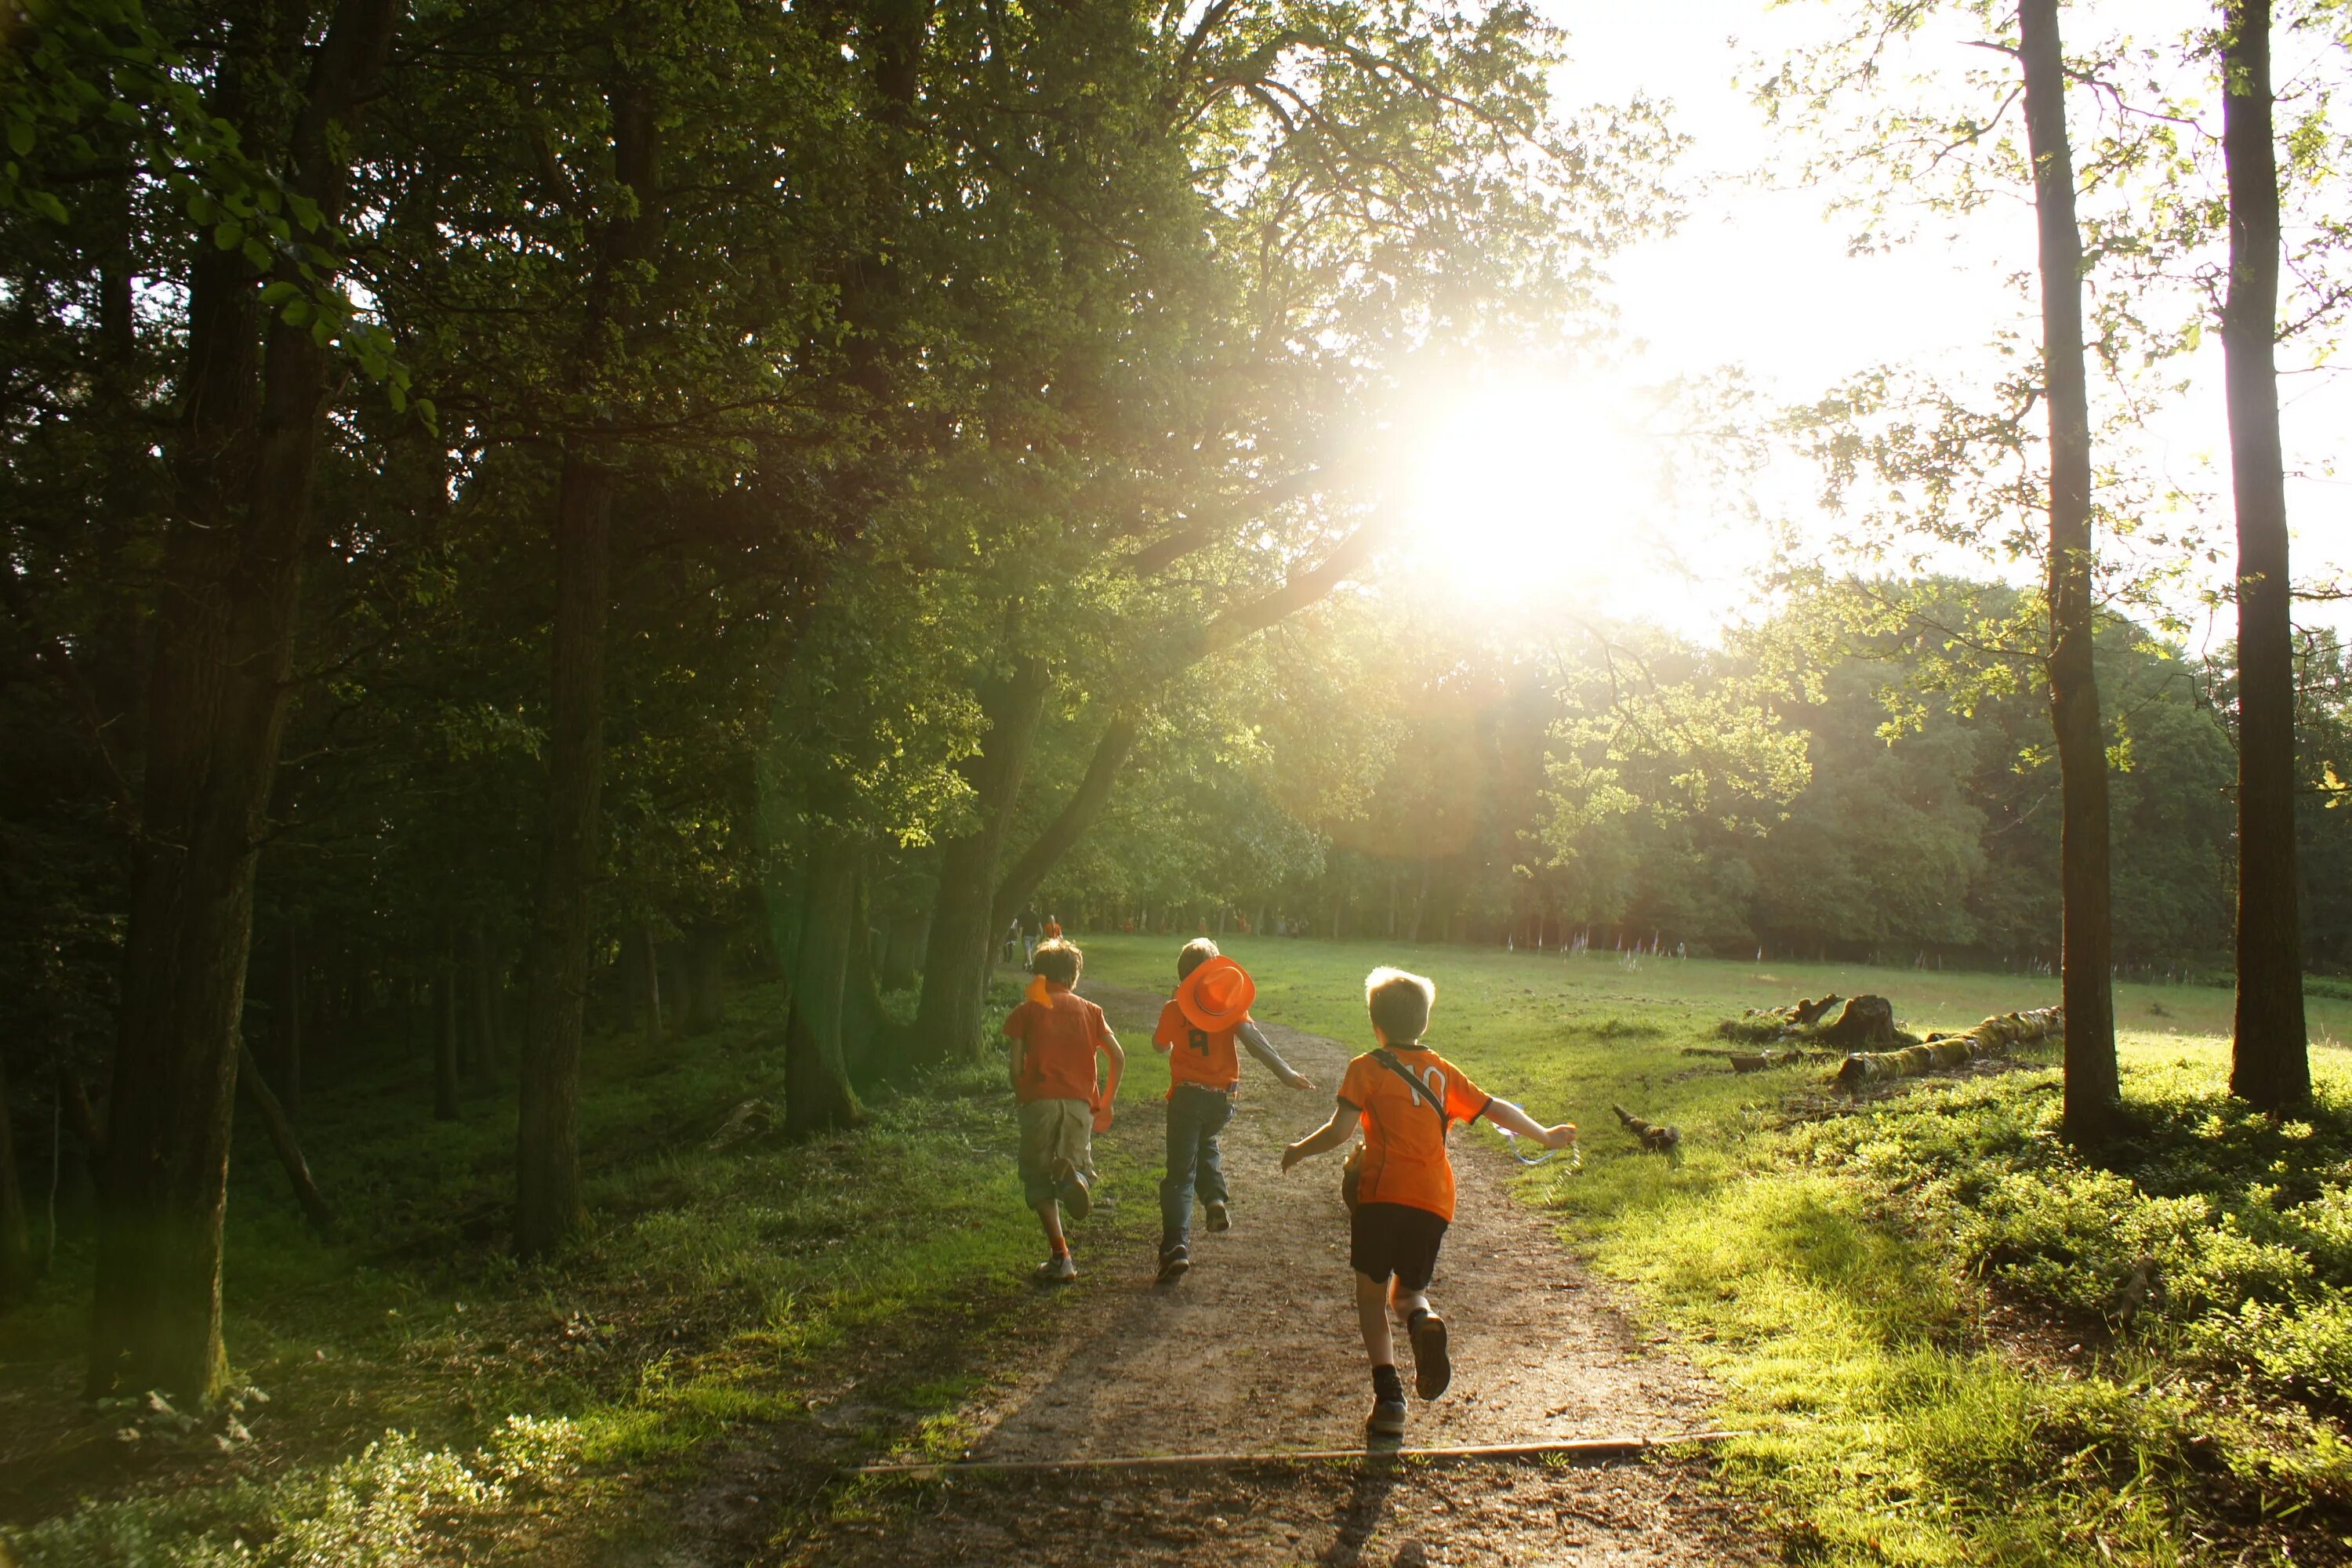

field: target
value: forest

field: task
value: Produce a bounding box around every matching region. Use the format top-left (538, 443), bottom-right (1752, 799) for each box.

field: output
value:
top-left (4, 0), bottom-right (2350, 1564)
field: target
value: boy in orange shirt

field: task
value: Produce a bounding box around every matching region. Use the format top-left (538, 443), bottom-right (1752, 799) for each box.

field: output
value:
top-left (1002, 939), bottom-right (1124, 1283)
top-left (1150, 940), bottom-right (1315, 1283)
top-left (1281, 966), bottom-right (1577, 1436)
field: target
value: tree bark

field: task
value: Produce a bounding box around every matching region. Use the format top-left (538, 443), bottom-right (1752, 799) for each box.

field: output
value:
top-left (913, 658), bottom-right (1052, 1060)
top-left (432, 956), bottom-right (460, 1121)
top-left (2221, 0), bottom-right (2310, 1109)
top-left (991, 714), bottom-right (1141, 935)
top-left (89, 0), bottom-right (399, 1402)
top-left (470, 924), bottom-right (503, 1076)
top-left (516, 72), bottom-right (663, 1259)
top-left (517, 452), bottom-right (617, 1257)
top-left (684, 924), bottom-right (728, 1035)
top-left (0, 1045), bottom-right (32, 1302)
top-left (2019, 0), bottom-right (2119, 1145)
top-left (235, 1043), bottom-right (332, 1237)
top-left (276, 924), bottom-right (302, 1122)
top-left (785, 833), bottom-right (868, 1134)
top-left (639, 922), bottom-right (666, 1047)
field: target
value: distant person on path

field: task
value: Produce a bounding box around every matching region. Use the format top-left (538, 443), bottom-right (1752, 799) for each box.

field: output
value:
top-left (1018, 904), bottom-right (1042, 963)
top-left (1280, 965), bottom-right (1577, 1436)
top-left (1042, 913), bottom-right (1062, 941)
top-left (1002, 939), bottom-right (1123, 1283)
top-left (1150, 940), bottom-right (1315, 1284)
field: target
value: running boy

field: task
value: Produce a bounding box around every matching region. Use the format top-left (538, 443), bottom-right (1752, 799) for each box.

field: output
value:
top-left (1280, 966), bottom-right (1577, 1436)
top-left (1150, 939), bottom-right (1315, 1283)
top-left (1003, 939), bottom-right (1124, 1283)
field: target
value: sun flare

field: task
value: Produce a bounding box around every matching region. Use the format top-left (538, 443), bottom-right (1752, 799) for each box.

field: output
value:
top-left (1401, 376), bottom-right (1693, 625)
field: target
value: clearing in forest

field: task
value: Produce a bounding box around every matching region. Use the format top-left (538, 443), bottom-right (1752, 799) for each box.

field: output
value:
top-left (782, 982), bottom-right (1760, 1566)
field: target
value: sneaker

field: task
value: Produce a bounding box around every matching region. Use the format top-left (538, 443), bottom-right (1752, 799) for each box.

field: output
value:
top-left (1035, 1253), bottom-right (1076, 1284)
top-left (1408, 1311), bottom-right (1451, 1399)
top-left (1051, 1159), bottom-right (1093, 1221)
top-left (1156, 1246), bottom-right (1191, 1284)
top-left (1204, 1200), bottom-right (1230, 1233)
top-left (1367, 1367), bottom-right (1407, 1436)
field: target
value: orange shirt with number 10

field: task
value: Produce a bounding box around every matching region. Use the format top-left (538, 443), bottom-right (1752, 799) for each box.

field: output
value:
top-left (1335, 1044), bottom-right (1492, 1222)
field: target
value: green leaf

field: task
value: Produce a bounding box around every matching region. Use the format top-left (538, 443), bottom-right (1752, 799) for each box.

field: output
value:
top-left (213, 219), bottom-right (243, 250)
top-left (240, 236), bottom-right (272, 269)
top-left (280, 299), bottom-right (312, 327)
top-left (387, 382), bottom-right (407, 413)
top-left (5, 118), bottom-right (31, 158)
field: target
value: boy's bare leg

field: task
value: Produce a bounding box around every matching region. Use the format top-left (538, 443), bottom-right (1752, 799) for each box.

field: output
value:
top-left (1035, 1199), bottom-right (1068, 1254)
top-left (1355, 1272), bottom-right (1396, 1365)
top-left (1389, 1278), bottom-right (1431, 1323)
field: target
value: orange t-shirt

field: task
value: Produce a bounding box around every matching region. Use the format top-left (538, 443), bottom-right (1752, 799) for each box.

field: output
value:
top-left (1002, 987), bottom-right (1111, 1103)
top-left (1043, 920), bottom-right (1062, 938)
top-left (1152, 999), bottom-right (1247, 1094)
top-left (1336, 1045), bottom-right (1491, 1221)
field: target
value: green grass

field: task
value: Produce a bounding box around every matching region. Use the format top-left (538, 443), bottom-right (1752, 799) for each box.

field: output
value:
top-left (1080, 934), bottom-right (2352, 1566)
top-left (0, 975), bottom-right (1154, 1566)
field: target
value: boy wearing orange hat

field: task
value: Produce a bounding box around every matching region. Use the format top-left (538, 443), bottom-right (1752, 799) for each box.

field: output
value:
top-left (1280, 966), bottom-right (1577, 1436)
top-left (1151, 939), bottom-right (1314, 1283)
top-left (1004, 938), bottom-right (1124, 1283)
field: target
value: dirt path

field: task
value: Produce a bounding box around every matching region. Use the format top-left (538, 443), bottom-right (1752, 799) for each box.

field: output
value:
top-left (788, 983), bottom-right (1762, 1566)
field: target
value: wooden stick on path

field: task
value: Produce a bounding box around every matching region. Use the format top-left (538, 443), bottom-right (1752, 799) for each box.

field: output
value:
top-left (849, 1431), bottom-right (1747, 1479)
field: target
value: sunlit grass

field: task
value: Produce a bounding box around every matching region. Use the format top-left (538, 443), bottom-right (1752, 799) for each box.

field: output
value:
top-left (1080, 933), bottom-right (2352, 1565)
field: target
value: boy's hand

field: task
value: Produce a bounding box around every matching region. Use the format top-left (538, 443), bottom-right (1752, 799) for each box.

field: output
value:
top-left (1284, 1070), bottom-right (1316, 1092)
top-left (1544, 1123), bottom-right (1579, 1150)
top-left (1279, 1141), bottom-right (1308, 1173)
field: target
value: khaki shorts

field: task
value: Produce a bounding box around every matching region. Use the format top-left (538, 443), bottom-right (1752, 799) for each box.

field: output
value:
top-left (1018, 1098), bottom-right (1095, 1207)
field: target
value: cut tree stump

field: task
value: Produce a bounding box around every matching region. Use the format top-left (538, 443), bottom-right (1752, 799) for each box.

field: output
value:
top-left (1833, 1006), bottom-right (2062, 1091)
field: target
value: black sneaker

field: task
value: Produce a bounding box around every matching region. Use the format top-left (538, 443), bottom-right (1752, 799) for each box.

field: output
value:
top-left (1204, 1200), bottom-right (1230, 1232)
top-left (1367, 1367), bottom-right (1407, 1436)
top-left (1408, 1311), bottom-right (1451, 1399)
top-left (1156, 1245), bottom-right (1190, 1284)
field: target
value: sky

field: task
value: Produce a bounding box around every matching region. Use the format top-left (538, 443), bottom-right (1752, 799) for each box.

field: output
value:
top-left (1404, 0), bottom-right (2350, 649)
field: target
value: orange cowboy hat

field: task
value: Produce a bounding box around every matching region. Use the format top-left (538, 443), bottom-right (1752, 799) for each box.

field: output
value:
top-left (1175, 955), bottom-right (1256, 1033)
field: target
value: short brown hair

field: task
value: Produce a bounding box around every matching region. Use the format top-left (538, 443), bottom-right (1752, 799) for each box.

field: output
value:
top-left (1031, 938), bottom-right (1082, 988)
top-left (1364, 966), bottom-right (1434, 1043)
top-left (1177, 938), bottom-right (1220, 980)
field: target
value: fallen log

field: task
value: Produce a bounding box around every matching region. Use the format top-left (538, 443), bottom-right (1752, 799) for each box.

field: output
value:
top-left (1719, 994), bottom-right (1842, 1043)
top-left (1833, 1006), bottom-right (2062, 1091)
top-left (1612, 1104), bottom-right (1682, 1153)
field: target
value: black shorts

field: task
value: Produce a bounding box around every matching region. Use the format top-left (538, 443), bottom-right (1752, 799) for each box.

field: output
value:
top-left (1349, 1201), bottom-right (1449, 1290)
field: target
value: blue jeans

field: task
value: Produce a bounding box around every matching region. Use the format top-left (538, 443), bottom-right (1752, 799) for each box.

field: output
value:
top-left (1160, 1083), bottom-right (1234, 1249)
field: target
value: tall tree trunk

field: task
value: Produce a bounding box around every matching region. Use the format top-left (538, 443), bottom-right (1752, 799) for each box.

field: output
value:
top-left (2019, 0), bottom-right (2119, 1145)
top-left (991, 714), bottom-right (1141, 935)
top-left (914, 659), bottom-right (1051, 1060)
top-left (89, 0), bottom-right (399, 1402)
top-left (276, 924), bottom-right (301, 1122)
top-left (470, 924), bottom-right (502, 1076)
top-left (2222, 0), bottom-right (2310, 1110)
top-left (517, 453), bottom-right (616, 1256)
top-left (433, 956), bottom-right (460, 1121)
top-left (684, 924), bottom-right (728, 1035)
top-left (235, 1043), bottom-right (332, 1238)
top-left (786, 835), bottom-right (867, 1134)
top-left (515, 74), bottom-right (663, 1258)
top-left (1, 1046), bottom-right (31, 1302)
top-left (639, 923), bottom-right (666, 1047)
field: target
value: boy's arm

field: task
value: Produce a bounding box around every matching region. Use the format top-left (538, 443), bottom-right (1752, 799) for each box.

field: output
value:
top-left (1238, 1020), bottom-right (1313, 1091)
top-left (1098, 1027), bottom-right (1125, 1101)
top-left (1007, 1036), bottom-right (1026, 1091)
top-left (1280, 1102), bottom-right (1358, 1171)
top-left (1483, 1096), bottom-right (1577, 1149)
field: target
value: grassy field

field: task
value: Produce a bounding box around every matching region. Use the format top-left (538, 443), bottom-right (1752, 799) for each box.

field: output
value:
top-left (1083, 935), bottom-right (2352, 1567)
